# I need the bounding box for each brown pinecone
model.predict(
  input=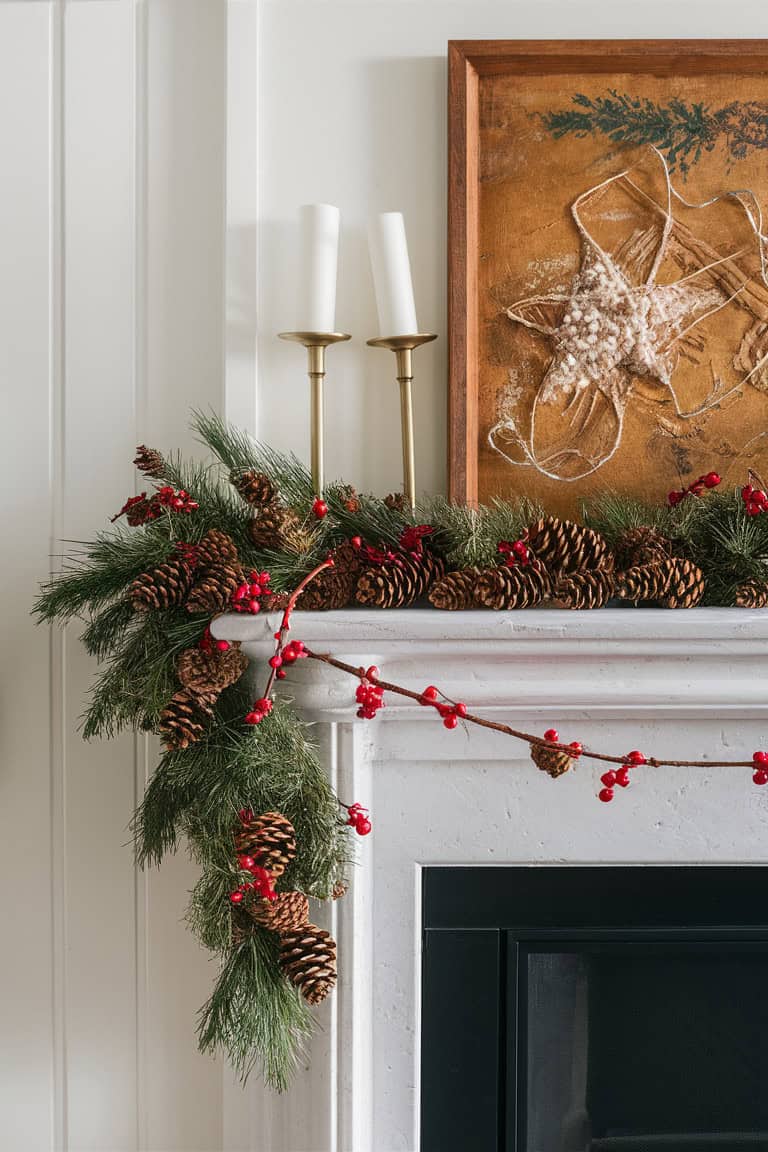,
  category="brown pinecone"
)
[356,551,445,609]
[195,528,240,569]
[337,485,361,514]
[527,516,613,575]
[476,564,551,610]
[553,570,615,610]
[332,880,348,901]
[530,742,575,778]
[249,891,309,934]
[279,924,337,1005]
[735,579,768,608]
[133,444,165,478]
[231,470,275,506]
[384,492,408,513]
[177,645,248,694]
[130,558,193,612]
[186,561,245,614]
[614,526,672,570]
[159,688,217,750]
[249,502,308,551]
[660,559,705,609]
[234,812,296,878]
[294,542,363,611]
[615,562,674,603]
[428,567,483,610]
